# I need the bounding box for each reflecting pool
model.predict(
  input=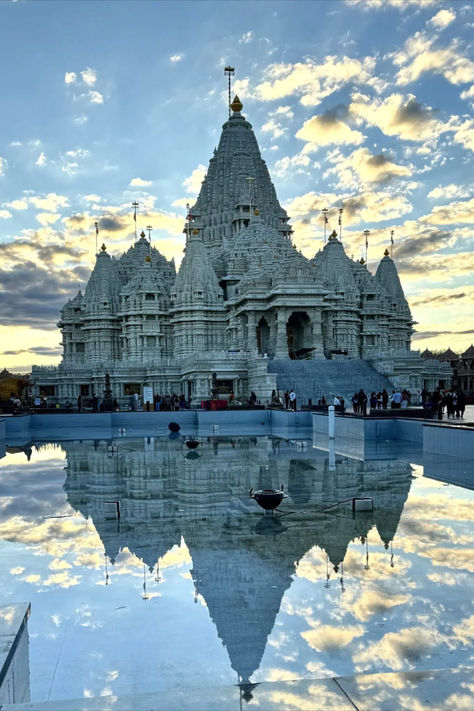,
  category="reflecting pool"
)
[0,435,473,704]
